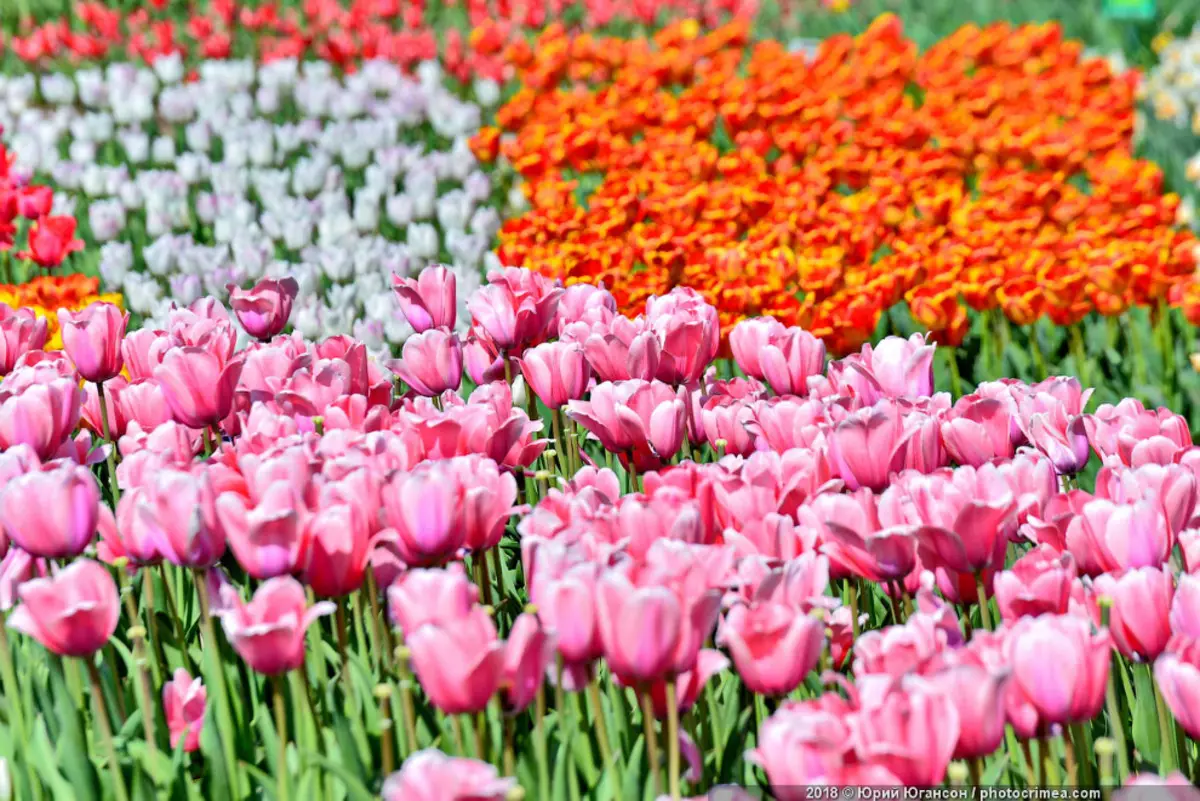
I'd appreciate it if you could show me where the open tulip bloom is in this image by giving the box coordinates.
[5,5,1200,801]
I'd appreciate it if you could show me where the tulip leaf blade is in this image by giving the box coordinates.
[1131,663,1161,768]
[298,750,376,801]
[29,716,79,801]
[619,734,645,801]
[127,738,177,787]
[52,668,99,801]
[197,712,232,801]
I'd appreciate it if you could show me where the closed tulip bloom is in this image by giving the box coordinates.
[0,377,83,460]
[407,605,504,714]
[387,563,479,637]
[1155,650,1200,740]
[155,347,244,428]
[57,302,127,383]
[577,318,661,382]
[567,380,686,469]
[1027,406,1090,475]
[516,341,590,409]
[760,326,826,396]
[825,404,908,492]
[1065,498,1172,576]
[1171,574,1200,639]
[729,317,786,379]
[389,329,463,397]
[897,465,1017,574]
[719,601,823,696]
[392,265,457,333]
[851,675,959,786]
[595,570,682,684]
[553,283,616,334]
[501,613,555,712]
[216,482,308,579]
[0,304,47,375]
[381,750,516,801]
[381,465,465,567]
[537,565,603,688]
[941,397,1019,467]
[451,456,519,552]
[0,463,100,559]
[993,545,1077,621]
[116,469,224,568]
[19,215,83,267]
[228,277,300,341]
[1093,567,1175,662]
[645,288,720,385]
[218,576,334,675]
[303,504,372,597]
[162,668,206,753]
[121,328,171,380]
[1006,613,1111,733]
[937,663,1011,759]
[467,267,562,353]
[833,334,935,403]
[8,559,119,656]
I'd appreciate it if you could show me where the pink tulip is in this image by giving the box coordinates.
[501,613,555,712]
[448,456,519,553]
[595,569,682,683]
[993,544,1077,621]
[567,379,686,470]
[407,605,504,714]
[380,750,515,801]
[0,303,47,375]
[228,277,299,341]
[162,668,206,752]
[116,469,224,568]
[462,333,506,385]
[8,559,119,656]
[937,663,1011,759]
[1065,498,1172,576]
[392,265,457,334]
[381,463,465,567]
[155,347,244,428]
[832,334,935,402]
[218,576,334,674]
[303,503,373,597]
[1026,405,1090,475]
[645,287,720,385]
[729,317,786,380]
[850,675,960,785]
[467,267,561,353]
[553,283,616,335]
[574,315,661,382]
[387,563,478,637]
[1117,772,1200,801]
[1093,566,1175,662]
[516,341,591,410]
[941,396,1019,467]
[57,302,128,383]
[1155,649,1200,739]
[0,377,83,460]
[389,329,463,397]
[760,326,826,397]
[121,328,171,380]
[217,482,308,579]
[853,614,949,678]
[1171,573,1200,639]
[1006,613,1111,735]
[719,601,823,696]
[803,490,917,582]
[825,403,907,492]
[1095,462,1198,540]
[536,564,603,689]
[0,463,100,559]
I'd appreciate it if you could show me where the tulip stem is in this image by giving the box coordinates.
[1103,654,1132,783]
[377,686,395,776]
[120,589,160,760]
[587,676,615,772]
[395,642,419,758]
[535,684,551,801]
[159,563,194,674]
[273,675,290,801]
[351,583,369,671]
[1153,670,1179,774]
[848,581,860,640]
[335,597,354,706]
[195,570,244,798]
[502,705,515,776]
[0,616,41,801]
[1021,739,1038,786]
[201,426,214,458]
[96,381,121,504]
[474,711,486,760]
[665,681,681,800]
[968,757,982,786]
[1068,722,1094,787]
[366,567,391,674]
[638,688,662,797]
[1040,737,1060,787]
[489,547,507,611]
[475,553,494,611]
[975,574,993,631]
[86,658,130,801]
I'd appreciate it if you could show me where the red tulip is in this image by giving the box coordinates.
[57,301,128,383]
[16,186,52,219]
[8,559,119,656]
[18,215,83,267]
[218,576,334,675]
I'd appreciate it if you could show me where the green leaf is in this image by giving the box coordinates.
[198,713,231,801]
[53,675,99,801]
[127,739,177,788]
[619,736,645,801]
[299,751,377,801]
[1132,663,1161,768]
[28,717,78,801]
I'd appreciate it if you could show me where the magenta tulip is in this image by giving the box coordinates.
[228,277,299,341]
[163,668,206,753]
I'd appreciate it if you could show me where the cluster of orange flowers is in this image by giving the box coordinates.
[0,275,123,351]
[473,16,1198,355]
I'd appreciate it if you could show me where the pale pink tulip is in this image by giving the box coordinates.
[0,303,47,375]
[389,329,463,397]
[218,576,334,674]
[8,559,119,656]
[380,750,515,801]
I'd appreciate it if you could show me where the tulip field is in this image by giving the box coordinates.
[5,0,1200,799]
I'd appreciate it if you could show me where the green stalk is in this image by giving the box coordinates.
[587,676,615,772]
[96,381,121,504]
[1099,599,1131,782]
[158,563,194,674]
[975,573,993,631]
[376,685,395,776]
[86,659,130,801]
[394,643,419,758]
[848,581,860,640]
[120,589,159,759]
[638,689,662,798]
[665,681,681,800]
[1040,737,1060,786]
[273,675,290,801]
[1153,669,1180,774]
[535,685,551,801]
[0,619,41,801]
[141,570,166,684]
[366,568,393,674]
[195,570,243,798]
[335,598,354,706]
[1069,722,1094,788]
